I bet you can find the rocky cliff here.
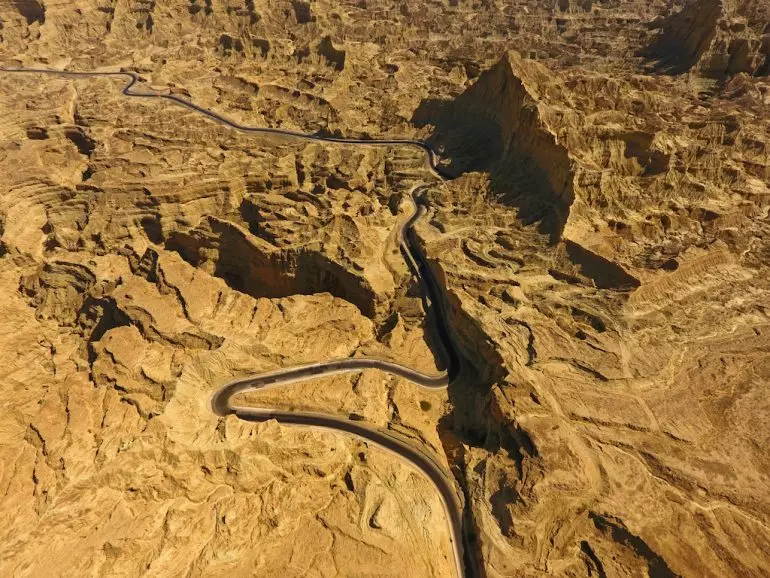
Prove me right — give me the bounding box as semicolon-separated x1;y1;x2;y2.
644;0;770;80
1;1;769;577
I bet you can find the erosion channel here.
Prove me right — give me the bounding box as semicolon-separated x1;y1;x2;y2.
0;67;477;578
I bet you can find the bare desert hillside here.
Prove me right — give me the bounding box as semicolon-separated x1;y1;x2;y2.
0;1;768;577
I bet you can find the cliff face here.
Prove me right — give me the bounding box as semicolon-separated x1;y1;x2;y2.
415;51;644;291
416;29;770;578
414;51;576;242
643;0;724;74
644;0;770;80
165;216;381;318
0;64;453;577
1;1;770;577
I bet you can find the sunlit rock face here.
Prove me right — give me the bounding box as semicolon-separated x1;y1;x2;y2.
1;1;769;576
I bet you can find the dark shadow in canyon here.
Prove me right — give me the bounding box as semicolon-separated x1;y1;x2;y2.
164;217;379;319
412;97;570;245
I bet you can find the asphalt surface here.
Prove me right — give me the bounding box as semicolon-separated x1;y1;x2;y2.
211;185;468;577
0;67;454;180
0;67;470;578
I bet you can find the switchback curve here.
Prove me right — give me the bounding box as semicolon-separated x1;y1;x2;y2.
212;186;468;577
0;67;471;578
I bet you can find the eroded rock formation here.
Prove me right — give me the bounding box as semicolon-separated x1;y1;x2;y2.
1;1;769;577
644;0;770;80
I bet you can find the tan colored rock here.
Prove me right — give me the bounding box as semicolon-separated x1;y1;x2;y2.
1;1;769;576
643;0;770;80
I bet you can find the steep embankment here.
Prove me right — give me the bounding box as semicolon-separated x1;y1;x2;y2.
404;23;770;576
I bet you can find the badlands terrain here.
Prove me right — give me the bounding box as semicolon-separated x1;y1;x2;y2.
1;0;769;577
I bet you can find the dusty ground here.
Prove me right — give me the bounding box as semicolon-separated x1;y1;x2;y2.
1;1;769;577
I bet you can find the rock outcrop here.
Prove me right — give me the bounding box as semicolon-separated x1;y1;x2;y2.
1;1;769;577
414;51;576;241
643;0;770;80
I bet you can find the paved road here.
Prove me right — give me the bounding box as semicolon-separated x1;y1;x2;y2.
0;67;453;180
212;185;468;577
0;67;470;578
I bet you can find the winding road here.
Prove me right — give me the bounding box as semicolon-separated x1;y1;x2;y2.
0;67;470;578
0;68;453;180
